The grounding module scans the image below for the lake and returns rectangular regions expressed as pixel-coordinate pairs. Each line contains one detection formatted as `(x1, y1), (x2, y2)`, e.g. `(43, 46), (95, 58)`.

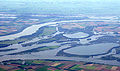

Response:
(63, 32), (89, 38)
(64, 43), (119, 55)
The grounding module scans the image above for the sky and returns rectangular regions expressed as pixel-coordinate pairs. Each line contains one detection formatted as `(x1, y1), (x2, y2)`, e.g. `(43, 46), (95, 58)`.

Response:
(1, 0), (120, 3)
(0, 0), (120, 15)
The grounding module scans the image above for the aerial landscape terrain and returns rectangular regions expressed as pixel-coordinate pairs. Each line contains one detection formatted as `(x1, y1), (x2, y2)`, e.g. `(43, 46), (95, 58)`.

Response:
(0, 0), (120, 71)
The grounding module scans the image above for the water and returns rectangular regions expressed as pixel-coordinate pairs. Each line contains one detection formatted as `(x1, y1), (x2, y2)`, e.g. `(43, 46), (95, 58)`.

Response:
(63, 32), (89, 38)
(64, 43), (119, 55)
(0, 22), (56, 41)
(0, 43), (120, 66)
(0, 0), (120, 66)
(79, 35), (104, 44)
(0, 19), (113, 41)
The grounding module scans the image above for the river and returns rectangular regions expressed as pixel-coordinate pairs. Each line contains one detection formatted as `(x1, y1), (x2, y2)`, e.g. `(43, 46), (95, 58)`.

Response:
(0, 19), (117, 41)
(0, 19), (120, 66)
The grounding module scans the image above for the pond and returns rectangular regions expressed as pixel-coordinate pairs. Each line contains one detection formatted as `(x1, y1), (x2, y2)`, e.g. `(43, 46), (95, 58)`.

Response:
(63, 32), (89, 38)
(64, 43), (119, 55)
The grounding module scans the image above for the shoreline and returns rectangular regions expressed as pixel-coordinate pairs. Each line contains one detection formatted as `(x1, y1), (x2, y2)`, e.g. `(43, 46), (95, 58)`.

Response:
(0, 19), (117, 41)
(57, 43), (120, 58)
(0, 19), (120, 66)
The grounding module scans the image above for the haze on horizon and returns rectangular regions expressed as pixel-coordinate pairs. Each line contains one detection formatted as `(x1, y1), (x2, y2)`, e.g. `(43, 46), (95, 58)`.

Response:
(0, 0), (120, 15)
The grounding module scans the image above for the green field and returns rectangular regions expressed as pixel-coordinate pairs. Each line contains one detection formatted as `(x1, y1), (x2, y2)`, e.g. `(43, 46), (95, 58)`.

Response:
(0, 38), (28, 44)
(39, 46), (59, 51)
(0, 68), (6, 71)
(33, 60), (45, 64)
(86, 66), (96, 70)
(71, 65), (81, 70)
(106, 66), (112, 69)
(39, 26), (56, 37)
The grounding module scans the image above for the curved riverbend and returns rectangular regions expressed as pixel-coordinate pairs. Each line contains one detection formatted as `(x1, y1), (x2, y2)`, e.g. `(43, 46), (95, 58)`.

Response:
(0, 19), (116, 41)
(0, 22), (56, 41)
